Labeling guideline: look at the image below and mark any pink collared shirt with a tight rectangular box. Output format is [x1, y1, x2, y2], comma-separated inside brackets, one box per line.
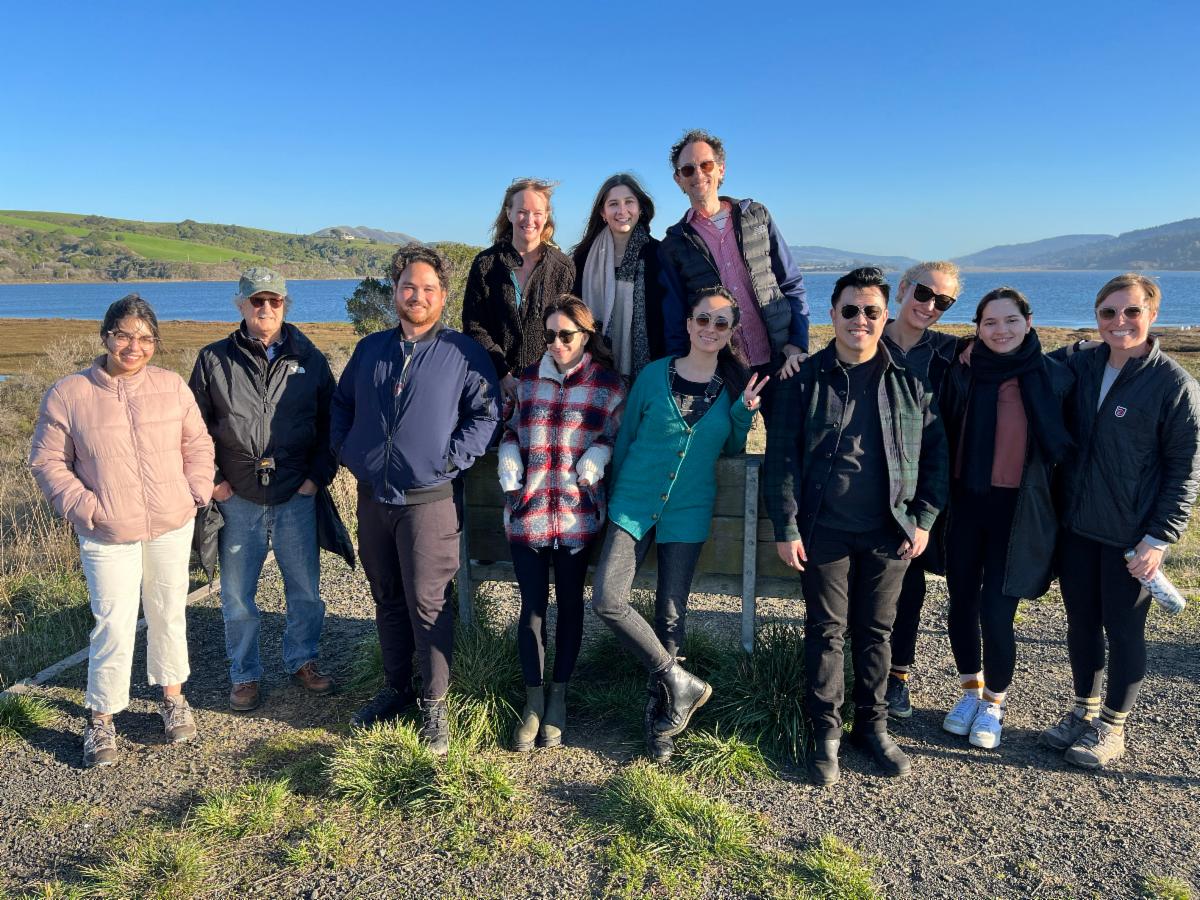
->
[686, 203, 773, 366]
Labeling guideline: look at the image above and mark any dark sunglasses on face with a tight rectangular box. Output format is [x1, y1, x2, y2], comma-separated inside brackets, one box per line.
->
[544, 328, 583, 345]
[675, 160, 718, 178]
[912, 282, 957, 311]
[1096, 305, 1146, 321]
[690, 312, 734, 331]
[248, 294, 285, 309]
[838, 304, 885, 321]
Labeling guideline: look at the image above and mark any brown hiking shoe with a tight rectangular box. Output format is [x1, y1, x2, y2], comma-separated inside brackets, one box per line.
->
[290, 661, 333, 695]
[229, 681, 261, 712]
[159, 694, 197, 743]
[83, 717, 118, 768]
[1065, 720, 1126, 769]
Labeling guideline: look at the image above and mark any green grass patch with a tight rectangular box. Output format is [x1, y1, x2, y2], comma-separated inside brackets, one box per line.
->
[1142, 873, 1194, 900]
[242, 730, 338, 795]
[25, 800, 93, 831]
[671, 728, 773, 785]
[282, 820, 355, 871]
[189, 779, 293, 839]
[0, 692, 58, 743]
[80, 827, 211, 899]
[786, 836, 879, 899]
[0, 213, 90, 236]
[114, 232, 260, 263]
[0, 571, 93, 690]
[6, 881, 87, 899]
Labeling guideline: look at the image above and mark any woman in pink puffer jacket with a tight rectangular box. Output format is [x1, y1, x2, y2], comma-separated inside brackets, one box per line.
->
[29, 294, 214, 768]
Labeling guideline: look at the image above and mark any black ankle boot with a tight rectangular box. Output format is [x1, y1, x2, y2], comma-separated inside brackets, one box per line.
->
[644, 676, 673, 763]
[810, 737, 841, 786]
[652, 661, 711, 738]
[851, 728, 911, 777]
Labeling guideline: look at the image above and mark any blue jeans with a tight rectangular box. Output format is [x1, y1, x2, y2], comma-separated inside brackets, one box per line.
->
[217, 491, 324, 684]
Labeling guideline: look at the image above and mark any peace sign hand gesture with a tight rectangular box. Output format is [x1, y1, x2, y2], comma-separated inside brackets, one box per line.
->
[742, 373, 770, 412]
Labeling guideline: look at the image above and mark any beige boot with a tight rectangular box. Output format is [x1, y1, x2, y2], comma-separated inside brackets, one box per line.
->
[511, 685, 544, 752]
[540, 682, 568, 749]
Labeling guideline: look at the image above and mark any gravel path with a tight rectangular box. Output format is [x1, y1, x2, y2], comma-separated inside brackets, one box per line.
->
[1, 554, 1198, 898]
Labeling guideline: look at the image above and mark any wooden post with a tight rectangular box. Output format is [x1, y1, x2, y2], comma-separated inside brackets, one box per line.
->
[741, 457, 759, 653]
[457, 489, 474, 627]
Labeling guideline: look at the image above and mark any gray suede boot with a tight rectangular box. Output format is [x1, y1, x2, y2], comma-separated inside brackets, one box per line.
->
[511, 685, 544, 752]
[540, 682, 568, 749]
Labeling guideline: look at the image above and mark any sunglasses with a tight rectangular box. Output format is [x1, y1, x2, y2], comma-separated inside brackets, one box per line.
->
[838, 304, 885, 321]
[544, 328, 583, 345]
[675, 160, 718, 178]
[248, 294, 285, 309]
[1096, 305, 1147, 321]
[912, 282, 957, 312]
[691, 312, 735, 331]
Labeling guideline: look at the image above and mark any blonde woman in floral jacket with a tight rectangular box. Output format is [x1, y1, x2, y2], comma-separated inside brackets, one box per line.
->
[498, 296, 625, 751]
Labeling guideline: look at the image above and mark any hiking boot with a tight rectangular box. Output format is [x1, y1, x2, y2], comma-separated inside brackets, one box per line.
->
[419, 697, 450, 756]
[351, 685, 415, 729]
[652, 661, 711, 738]
[159, 694, 197, 743]
[229, 681, 260, 713]
[540, 682, 567, 749]
[810, 737, 841, 787]
[83, 716, 118, 768]
[885, 675, 913, 719]
[290, 661, 334, 695]
[511, 685, 544, 753]
[850, 728, 912, 778]
[969, 701, 1004, 750]
[1065, 720, 1126, 769]
[942, 694, 981, 736]
[1039, 709, 1092, 751]
[644, 678, 673, 764]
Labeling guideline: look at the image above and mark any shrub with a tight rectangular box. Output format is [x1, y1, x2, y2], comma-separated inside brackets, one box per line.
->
[0, 692, 58, 743]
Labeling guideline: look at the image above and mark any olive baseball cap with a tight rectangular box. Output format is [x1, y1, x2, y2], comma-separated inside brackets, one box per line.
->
[237, 266, 287, 300]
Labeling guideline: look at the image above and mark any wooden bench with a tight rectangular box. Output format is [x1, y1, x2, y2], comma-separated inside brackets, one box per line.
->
[456, 451, 799, 652]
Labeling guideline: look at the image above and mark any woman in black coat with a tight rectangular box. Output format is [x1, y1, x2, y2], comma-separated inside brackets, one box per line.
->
[571, 173, 666, 382]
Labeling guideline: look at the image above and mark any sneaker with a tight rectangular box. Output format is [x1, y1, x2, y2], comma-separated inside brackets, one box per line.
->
[943, 694, 981, 736]
[419, 697, 450, 756]
[1039, 709, 1092, 751]
[83, 717, 118, 768]
[885, 675, 913, 719]
[1064, 720, 1126, 769]
[229, 681, 260, 712]
[290, 660, 334, 695]
[969, 701, 1004, 749]
[351, 685, 415, 729]
[159, 695, 197, 743]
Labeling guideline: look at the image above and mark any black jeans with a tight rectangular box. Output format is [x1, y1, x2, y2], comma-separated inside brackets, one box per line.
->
[510, 541, 591, 687]
[945, 487, 1022, 693]
[890, 563, 926, 671]
[799, 524, 910, 738]
[357, 493, 460, 701]
[591, 525, 704, 672]
[1057, 529, 1150, 714]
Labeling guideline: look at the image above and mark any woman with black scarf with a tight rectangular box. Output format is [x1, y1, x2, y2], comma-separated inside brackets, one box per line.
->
[938, 287, 1074, 750]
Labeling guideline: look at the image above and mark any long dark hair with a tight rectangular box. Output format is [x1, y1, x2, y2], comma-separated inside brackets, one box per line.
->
[974, 286, 1032, 323]
[688, 286, 749, 397]
[542, 295, 616, 371]
[570, 173, 655, 272]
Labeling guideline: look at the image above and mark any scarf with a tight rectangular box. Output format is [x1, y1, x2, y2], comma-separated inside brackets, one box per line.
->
[581, 225, 650, 378]
[960, 328, 1074, 495]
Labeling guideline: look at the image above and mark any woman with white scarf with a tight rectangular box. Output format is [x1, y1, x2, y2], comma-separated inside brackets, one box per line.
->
[571, 173, 666, 381]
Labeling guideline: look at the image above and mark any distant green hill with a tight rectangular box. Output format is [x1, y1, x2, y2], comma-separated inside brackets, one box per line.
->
[0, 211, 405, 282]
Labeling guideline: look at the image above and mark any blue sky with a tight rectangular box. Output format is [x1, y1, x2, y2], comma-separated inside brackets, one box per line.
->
[3, 1, 1197, 258]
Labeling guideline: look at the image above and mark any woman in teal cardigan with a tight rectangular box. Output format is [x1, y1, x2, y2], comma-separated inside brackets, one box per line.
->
[593, 286, 767, 762]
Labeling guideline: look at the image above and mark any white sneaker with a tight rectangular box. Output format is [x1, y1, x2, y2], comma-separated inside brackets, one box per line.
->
[943, 694, 981, 736]
[969, 701, 1005, 749]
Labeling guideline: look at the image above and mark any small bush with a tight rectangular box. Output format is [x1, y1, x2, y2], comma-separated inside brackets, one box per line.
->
[672, 728, 773, 785]
[81, 828, 210, 899]
[189, 779, 293, 839]
[0, 692, 58, 743]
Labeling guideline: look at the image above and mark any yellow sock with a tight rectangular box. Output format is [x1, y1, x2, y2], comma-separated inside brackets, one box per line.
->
[1100, 706, 1128, 735]
[1073, 696, 1100, 721]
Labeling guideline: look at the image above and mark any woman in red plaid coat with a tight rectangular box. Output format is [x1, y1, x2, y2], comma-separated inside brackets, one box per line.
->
[499, 296, 626, 751]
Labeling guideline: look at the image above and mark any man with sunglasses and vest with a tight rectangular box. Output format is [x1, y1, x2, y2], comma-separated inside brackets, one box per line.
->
[878, 262, 963, 719]
[190, 266, 338, 712]
[658, 129, 809, 396]
[764, 267, 948, 786]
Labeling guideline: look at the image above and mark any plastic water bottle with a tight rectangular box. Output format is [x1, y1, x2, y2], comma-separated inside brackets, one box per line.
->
[1124, 549, 1187, 615]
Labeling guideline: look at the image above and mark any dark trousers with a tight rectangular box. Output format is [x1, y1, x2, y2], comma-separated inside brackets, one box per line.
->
[1058, 529, 1150, 714]
[890, 563, 926, 671]
[510, 541, 591, 687]
[799, 525, 910, 738]
[945, 487, 1022, 693]
[592, 525, 704, 671]
[357, 493, 460, 701]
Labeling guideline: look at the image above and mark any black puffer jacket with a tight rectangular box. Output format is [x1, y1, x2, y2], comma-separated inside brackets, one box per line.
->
[1055, 338, 1200, 548]
[461, 241, 575, 380]
[939, 356, 1074, 599]
[189, 323, 336, 505]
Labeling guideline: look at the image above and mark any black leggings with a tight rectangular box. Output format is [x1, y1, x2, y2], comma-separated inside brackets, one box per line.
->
[1057, 529, 1150, 714]
[945, 487, 1022, 694]
[510, 542, 591, 687]
[890, 563, 927, 670]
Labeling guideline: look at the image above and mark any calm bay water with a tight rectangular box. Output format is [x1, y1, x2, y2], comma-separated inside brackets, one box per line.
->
[0, 270, 1198, 327]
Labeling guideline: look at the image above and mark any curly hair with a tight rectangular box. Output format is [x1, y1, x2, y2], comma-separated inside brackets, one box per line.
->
[669, 128, 727, 171]
[389, 242, 451, 292]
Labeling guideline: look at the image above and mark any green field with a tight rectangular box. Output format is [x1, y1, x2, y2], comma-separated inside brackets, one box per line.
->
[0, 213, 91, 236]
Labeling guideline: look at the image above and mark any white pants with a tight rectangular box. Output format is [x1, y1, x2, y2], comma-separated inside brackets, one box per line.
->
[79, 520, 193, 714]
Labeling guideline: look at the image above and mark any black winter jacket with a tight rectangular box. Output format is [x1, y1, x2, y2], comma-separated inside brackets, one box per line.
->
[461, 241, 576, 380]
[939, 356, 1074, 599]
[1054, 337, 1200, 548]
[189, 323, 336, 505]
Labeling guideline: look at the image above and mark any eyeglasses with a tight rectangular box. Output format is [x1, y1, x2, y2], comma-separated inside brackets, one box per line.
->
[838, 304, 885, 321]
[912, 282, 957, 312]
[1096, 305, 1146, 321]
[248, 294, 285, 309]
[107, 330, 159, 350]
[544, 328, 583, 345]
[675, 160, 718, 178]
[690, 312, 734, 331]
